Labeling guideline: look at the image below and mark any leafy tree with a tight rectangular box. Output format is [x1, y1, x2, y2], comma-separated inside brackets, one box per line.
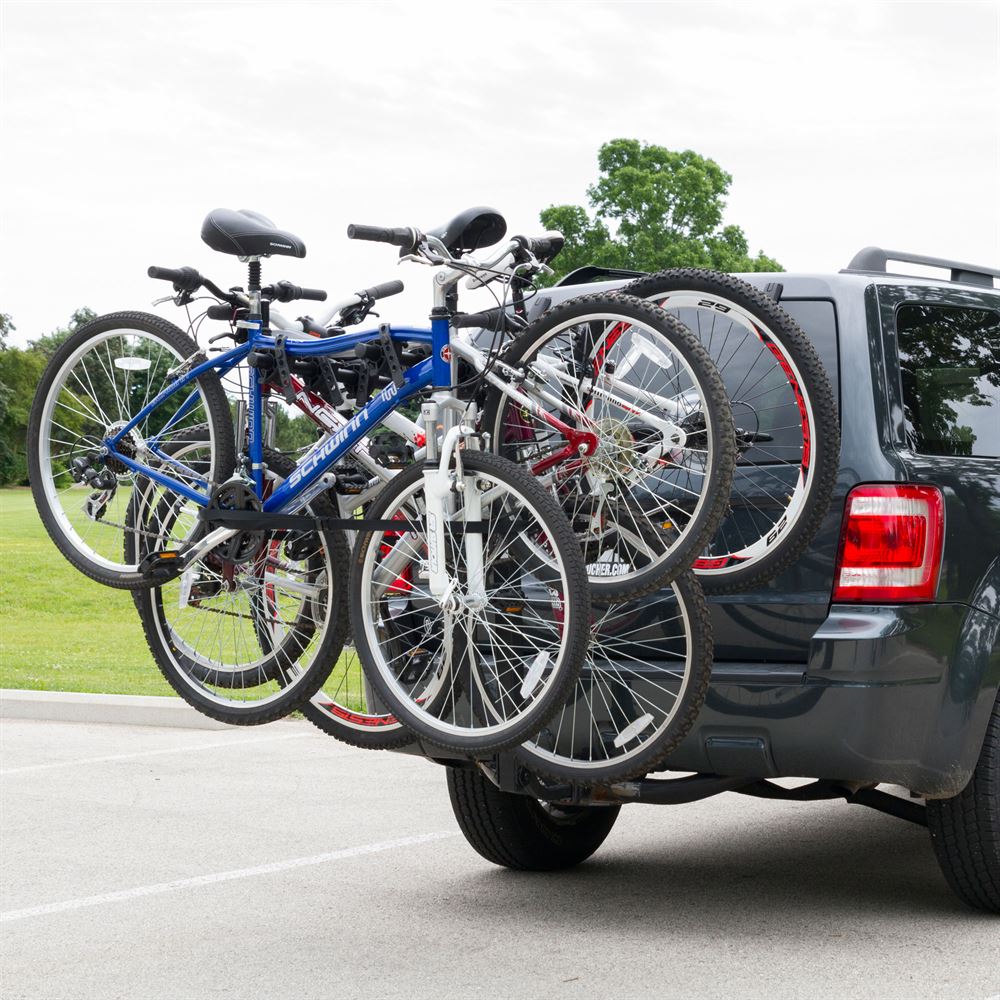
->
[0, 309, 96, 486]
[0, 313, 15, 419]
[540, 139, 781, 283]
[271, 404, 320, 454]
[0, 344, 45, 484]
[29, 308, 97, 358]
[0, 312, 13, 350]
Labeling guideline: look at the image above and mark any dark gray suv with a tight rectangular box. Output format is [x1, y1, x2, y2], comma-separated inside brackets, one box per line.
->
[440, 248, 1000, 913]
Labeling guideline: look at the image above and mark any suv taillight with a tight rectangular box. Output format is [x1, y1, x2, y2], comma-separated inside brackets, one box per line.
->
[832, 485, 944, 603]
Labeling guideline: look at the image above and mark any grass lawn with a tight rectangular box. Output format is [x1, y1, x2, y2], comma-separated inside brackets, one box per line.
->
[0, 488, 175, 696]
[0, 488, 365, 709]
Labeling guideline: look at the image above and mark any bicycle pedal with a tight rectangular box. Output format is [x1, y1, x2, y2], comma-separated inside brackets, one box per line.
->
[138, 549, 186, 584]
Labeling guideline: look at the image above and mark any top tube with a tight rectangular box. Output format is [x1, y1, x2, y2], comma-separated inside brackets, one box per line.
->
[254, 325, 434, 358]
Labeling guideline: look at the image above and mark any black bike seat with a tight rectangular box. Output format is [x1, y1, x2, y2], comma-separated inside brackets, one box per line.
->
[426, 206, 506, 255]
[201, 208, 306, 259]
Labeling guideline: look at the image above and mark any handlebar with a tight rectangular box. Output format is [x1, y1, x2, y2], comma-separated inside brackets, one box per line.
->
[346, 223, 564, 278]
[148, 265, 235, 303]
[346, 224, 422, 253]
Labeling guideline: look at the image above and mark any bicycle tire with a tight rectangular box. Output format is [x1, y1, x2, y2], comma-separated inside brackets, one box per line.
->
[621, 270, 840, 593]
[351, 450, 591, 755]
[482, 291, 736, 600]
[515, 570, 712, 783]
[27, 311, 236, 590]
[134, 456, 350, 726]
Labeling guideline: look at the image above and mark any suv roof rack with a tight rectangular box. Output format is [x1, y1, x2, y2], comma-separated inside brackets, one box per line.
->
[843, 247, 1000, 288]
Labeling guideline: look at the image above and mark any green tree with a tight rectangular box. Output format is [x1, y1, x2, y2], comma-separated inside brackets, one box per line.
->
[0, 309, 97, 486]
[0, 342, 46, 485]
[29, 307, 97, 358]
[271, 404, 320, 454]
[0, 313, 17, 480]
[0, 312, 13, 349]
[540, 139, 781, 283]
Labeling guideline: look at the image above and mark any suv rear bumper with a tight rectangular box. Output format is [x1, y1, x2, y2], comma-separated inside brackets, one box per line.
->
[658, 603, 1000, 798]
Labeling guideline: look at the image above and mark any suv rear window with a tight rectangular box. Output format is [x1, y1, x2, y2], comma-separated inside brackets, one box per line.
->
[896, 303, 1000, 458]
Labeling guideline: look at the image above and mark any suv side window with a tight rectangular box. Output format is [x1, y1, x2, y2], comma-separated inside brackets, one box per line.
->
[896, 303, 1000, 458]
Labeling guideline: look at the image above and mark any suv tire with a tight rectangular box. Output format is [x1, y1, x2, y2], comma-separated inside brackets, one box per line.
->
[446, 767, 620, 870]
[927, 694, 1000, 912]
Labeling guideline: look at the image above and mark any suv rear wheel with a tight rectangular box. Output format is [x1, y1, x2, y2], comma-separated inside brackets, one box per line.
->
[927, 694, 1000, 913]
[446, 767, 620, 870]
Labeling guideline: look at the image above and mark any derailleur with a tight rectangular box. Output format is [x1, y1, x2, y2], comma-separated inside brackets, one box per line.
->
[70, 454, 120, 522]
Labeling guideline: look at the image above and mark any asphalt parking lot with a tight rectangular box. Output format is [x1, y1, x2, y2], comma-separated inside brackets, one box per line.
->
[1, 718, 998, 1000]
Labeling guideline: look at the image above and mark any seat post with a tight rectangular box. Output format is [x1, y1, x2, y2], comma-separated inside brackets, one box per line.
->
[244, 256, 263, 328]
[247, 257, 262, 294]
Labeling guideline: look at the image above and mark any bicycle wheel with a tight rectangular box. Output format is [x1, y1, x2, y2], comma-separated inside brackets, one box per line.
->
[621, 270, 839, 592]
[482, 291, 735, 600]
[134, 454, 350, 725]
[301, 641, 417, 750]
[515, 571, 711, 783]
[297, 483, 415, 751]
[28, 311, 235, 589]
[352, 450, 591, 755]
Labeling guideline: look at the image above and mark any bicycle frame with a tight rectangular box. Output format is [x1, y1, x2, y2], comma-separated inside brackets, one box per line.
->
[103, 320, 445, 514]
[105, 231, 690, 551]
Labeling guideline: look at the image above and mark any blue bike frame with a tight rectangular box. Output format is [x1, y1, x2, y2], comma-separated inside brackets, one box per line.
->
[104, 316, 450, 513]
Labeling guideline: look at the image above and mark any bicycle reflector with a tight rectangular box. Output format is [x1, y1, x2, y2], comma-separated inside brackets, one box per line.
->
[832, 485, 944, 602]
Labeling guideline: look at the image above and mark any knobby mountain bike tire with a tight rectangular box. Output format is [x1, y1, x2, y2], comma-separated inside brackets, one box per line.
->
[621, 270, 840, 593]
[482, 291, 736, 601]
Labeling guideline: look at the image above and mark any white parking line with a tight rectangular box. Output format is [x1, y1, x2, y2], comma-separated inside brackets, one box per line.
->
[0, 731, 323, 775]
[1, 831, 458, 923]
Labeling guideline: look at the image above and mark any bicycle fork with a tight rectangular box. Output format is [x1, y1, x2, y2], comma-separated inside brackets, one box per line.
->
[420, 397, 485, 606]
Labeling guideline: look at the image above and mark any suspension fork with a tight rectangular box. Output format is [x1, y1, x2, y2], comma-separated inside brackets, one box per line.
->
[419, 397, 487, 602]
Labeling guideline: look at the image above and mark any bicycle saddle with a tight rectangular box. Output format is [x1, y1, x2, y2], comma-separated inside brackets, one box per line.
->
[201, 208, 307, 259]
[427, 206, 506, 255]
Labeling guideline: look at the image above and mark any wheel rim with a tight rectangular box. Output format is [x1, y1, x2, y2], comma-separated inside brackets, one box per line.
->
[646, 291, 817, 577]
[145, 468, 336, 710]
[490, 311, 717, 587]
[306, 640, 403, 732]
[520, 579, 696, 775]
[358, 470, 578, 742]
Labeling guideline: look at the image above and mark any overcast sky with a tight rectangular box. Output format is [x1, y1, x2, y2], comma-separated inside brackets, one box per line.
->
[2, 0, 998, 345]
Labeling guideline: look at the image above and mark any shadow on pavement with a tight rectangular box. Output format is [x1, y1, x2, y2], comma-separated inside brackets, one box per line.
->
[440, 806, 987, 927]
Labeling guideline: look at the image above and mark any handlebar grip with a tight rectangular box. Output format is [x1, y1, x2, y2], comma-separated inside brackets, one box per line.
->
[532, 234, 564, 260]
[270, 280, 327, 303]
[451, 307, 512, 330]
[205, 303, 234, 321]
[363, 279, 405, 301]
[514, 233, 565, 263]
[346, 224, 421, 252]
[147, 265, 202, 292]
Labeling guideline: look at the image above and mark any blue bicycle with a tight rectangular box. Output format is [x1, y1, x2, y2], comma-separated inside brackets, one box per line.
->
[28, 208, 606, 752]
